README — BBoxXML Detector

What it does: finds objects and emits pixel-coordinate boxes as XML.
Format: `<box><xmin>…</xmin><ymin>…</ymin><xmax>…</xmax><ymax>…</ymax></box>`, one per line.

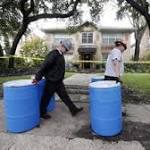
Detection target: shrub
<box><xmin>141</xmin><ymin>50</ymin><xmax>150</xmax><ymax>61</ymax></box>
<box><xmin>14</xmin><ymin>57</ymin><xmax>27</xmax><ymax>67</ymax></box>
<box><xmin>72</xmin><ymin>61</ymin><xmax>150</xmax><ymax>73</ymax></box>
<box><xmin>0</xmin><ymin>58</ymin><xmax>8</xmax><ymax>69</ymax></box>
<box><xmin>20</xmin><ymin>37</ymin><xmax>49</xmax><ymax>58</ymax></box>
<box><xmin>124</xmin><ymin>61</ymin><xmax>150</xmax><ymax>73</ymax></box>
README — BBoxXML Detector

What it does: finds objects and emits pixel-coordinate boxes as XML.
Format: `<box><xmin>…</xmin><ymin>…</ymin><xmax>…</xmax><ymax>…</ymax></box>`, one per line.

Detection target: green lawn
<box><xmin>122</xmin><ymin>73</ymin><xmax>150</xmax><ymax>95</ymax></box>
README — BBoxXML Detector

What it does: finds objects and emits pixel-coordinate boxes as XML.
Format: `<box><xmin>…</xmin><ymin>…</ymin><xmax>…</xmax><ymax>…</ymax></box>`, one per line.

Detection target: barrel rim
<box><xmin>3</xmin><ymin>79</ymin><xmax>34</xmax><ymax>88</ymax></box>
<box><xmin>89</xmin><ymin>81</ymin><xmax>120</xmax><ymax>88</ymax></box>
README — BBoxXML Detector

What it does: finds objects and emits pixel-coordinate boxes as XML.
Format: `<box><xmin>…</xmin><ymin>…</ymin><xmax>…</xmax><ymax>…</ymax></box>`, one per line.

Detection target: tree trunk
<box><xmin>0</xmin><ymin>44</ymin><xmax>4</xmax><ymax>56</ymax></box>
<box><xmin>8</xmin><ymin>23</ymin><xmax>28</xmax><ymax>68</ymax></box>
<box><xmin>4</xmin><ymin>34</ymin><xmax>11</xmax><ymax>55</ymax></box>
<box><xmin>148</xmin><ymin>21</ymin><xmax>150</xmax><ymax>36</ymax></box>
<box><xmin>133</xmin><ymin>29</ymin><xmax>145</xmax><ymax>61</ymax></box>
<box><xmin>7</xmin><ymin>0</ymin><xmax>80</xmax><ymax>68</ymax></box>
<box><xmin>134</xmin><ymin>37</ymin><xmax>141</xmax><ymax>61</ymax></box>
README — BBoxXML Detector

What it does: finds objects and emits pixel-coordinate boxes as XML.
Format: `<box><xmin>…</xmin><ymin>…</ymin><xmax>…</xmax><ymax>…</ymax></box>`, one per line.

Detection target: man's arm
<box><xmin>34</xmin><ymin>51</ymin><xmax>57</xmax><ymax>82</ymax></box>
<box><xmin>112</xmin><ymin>59</ymin><xmax>123</xmax><ymax>83</ymax></box>
<box><xmin>112</xmin><ymin>59</ymin><xmax>121</xmax><ymax>78</ymax></box>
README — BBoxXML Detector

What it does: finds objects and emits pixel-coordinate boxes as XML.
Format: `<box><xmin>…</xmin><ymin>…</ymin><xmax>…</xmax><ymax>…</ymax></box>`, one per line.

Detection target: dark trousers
<box><xmin>104</xmin><ymin>75</ymin><xmax>119</xmax><ymax>82</ymax></box>
<box><xmin>40</xmin><ymin>80</ymin><xmax>77</xmax><ymax>115</ymax></box>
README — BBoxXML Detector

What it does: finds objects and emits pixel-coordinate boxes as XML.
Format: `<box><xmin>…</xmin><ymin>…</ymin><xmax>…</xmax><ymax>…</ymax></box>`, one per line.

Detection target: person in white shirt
<box><xmin>104</xmin><ymin>40</ymin><xmax>127</xmax><ymax>83</ymax></box>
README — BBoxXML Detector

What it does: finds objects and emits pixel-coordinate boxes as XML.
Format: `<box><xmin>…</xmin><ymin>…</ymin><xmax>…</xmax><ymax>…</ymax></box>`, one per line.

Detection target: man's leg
<box><xmin>56</xmin><ymin>81</ymin><xmax>83</xmax><ymax>116</ymax></box>
<box><xmin>40</xmin><ymin>80</ymin><xmax>56</xmax><ymax>118</ymax></box>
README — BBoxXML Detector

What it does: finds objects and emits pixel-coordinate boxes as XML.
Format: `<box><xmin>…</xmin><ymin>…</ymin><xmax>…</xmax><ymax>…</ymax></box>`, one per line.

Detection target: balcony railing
<box><xmin>79</xmin><ymin>44</ymin><xmax>97</xmax><ymax>49</ymax></box>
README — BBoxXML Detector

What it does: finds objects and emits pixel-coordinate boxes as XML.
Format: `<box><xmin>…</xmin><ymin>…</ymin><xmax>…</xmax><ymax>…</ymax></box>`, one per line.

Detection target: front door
<box><xmin>82</xmin><ymin>54</ymin><xmax>92</xmax><ymax>69</ymax></box>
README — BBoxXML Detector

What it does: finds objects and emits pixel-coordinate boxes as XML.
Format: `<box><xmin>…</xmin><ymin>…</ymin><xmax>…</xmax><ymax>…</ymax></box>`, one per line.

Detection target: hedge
<box><xmin>72</xmin><ymin>61</ymin><xmax>150</xmax><ymax>73</ymax></box>
<box><xmin>124</xmin><ymin>61</ymin><xmax>150</xmax><ymax>73</ymax></box>
<box><xmin>0</xmin><ymin>57</ymin><xmax>150</xmax><ymax>74</ymax></box>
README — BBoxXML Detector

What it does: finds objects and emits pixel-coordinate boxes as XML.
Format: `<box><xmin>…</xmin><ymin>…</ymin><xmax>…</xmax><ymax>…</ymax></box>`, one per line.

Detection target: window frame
<box><xmin>81</xmin><ymin>32</ymin><xmax>93</xmax><ymax>44</ymax></box>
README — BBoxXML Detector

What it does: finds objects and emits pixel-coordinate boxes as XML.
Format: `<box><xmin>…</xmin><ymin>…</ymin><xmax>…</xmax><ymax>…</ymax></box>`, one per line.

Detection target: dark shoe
<box><xmin>122</xmin><ymin>112</ymin><xmax>126</xmax><ymax>116</ymax></box>
<box><xmin>71</xmin><ymin>107</ymin><xmax>83</xmax><ymax>116</ymax></box>
<box><xmin>40</xmin><ymin>113</ymin><xmax>51</xmax><ymax>119</ymax></box>
<box><xmin>36</xmin><ymin>124</ymin><xmax>40</xmax><ymax>128</ymax></box>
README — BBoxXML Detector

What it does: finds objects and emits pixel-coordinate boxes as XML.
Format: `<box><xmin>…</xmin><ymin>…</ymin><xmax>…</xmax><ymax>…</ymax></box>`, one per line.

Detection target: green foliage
<box><xmin>20</xmin><ymin>37</ymin><xmax>49</xmax><ymax>58</ymax></box>
<box><xmin>14</xmin><ymin>57</ymin><xmax>27</xmax><ymax>67</ymax></box>
<box><xmin>124</xmin><ymin>61</ymin><xmax>150</xmax><ymax>73</ymax></box>
<box><xmin>0</xmin><ymin>1</ymin><xmax>21</xmax><ymax>55</ymax></box>
<box><xmin>0</xmin><ymin>1</ymin><xmax>20</xmax><ymax>34</ymax></box>
<box><xmin>0</xmin><ymin>58</ymin><xmax>8</xmax><ymax>69</ymax></box>
<box><xmin>19</xmin><ymin>37</ymin><xmax>48</xmax><ymax>67</ymax></box>
<box><xmin>0</xmin><ymin>57</ymin><xmax>27</xmax><ymax>68</ymax></box>
<box><xmin>0</xmin><ymin>0</ymin><xmax>109</xmax><ymax>61</ymax></box>
<box><xmin>116</xmin><ymin>0</ymin><xmax>147</xmax><ymax>61</ymax></box>
<box><xmin>141</xmin><ymin>51</ymin><xmax>150</xmax><ymax>61</ymax></box>
<box><xmin>71</xmin><ymin>61</ymin><xmax>150</xmax><ymax>73</ymax></box>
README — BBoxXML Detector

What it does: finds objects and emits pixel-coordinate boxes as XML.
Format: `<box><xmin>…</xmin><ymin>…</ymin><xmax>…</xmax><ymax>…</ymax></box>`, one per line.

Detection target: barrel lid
<box><xmin>89</xmin><ymin>81</ymin><xmax>120</xmax><ymax>88</ymax></box>
<box><xmin>3</xmin><ymin>79</ymin><xmax>33</xmax><ymax>87</ymax></box>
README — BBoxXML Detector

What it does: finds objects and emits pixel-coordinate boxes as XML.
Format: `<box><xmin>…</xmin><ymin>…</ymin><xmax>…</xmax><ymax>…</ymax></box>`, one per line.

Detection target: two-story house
<box><xmin>42</xmin><ymin>22</ymin><xmax>134</xmax><ymax>69</ymax></box>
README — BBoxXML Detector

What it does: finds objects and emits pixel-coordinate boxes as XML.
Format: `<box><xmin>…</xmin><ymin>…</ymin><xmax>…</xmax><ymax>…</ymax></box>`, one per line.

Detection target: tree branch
<box><xmin>28</xmin><ymin>0</ymin><xmax>81</xmax><ymax>22</ymax></box>
<box><xmin>8</xmin><ymin>0</ymin><xmax>81</xmax><ymax>61</ymax></box>
<box><xmin>26</xmin><ymin>0</ymin><xmax>35</xmax><ymax>17</ymax></box>
<box><xmin>125</xmin><ymin>0</ymin><xmax>149</xmax><ymax>18</ymax></box>
<box><xmin>10</xmin><ymin>23</ymin><xmax>28</xmax><ymax>55</ymax></box>
<box><xmin>20</xmin><ymin>0</ymin><xmax>28</xmax><ymax>17</ymax></box>
<box><xmin>125</xmin><ymin>0</ymin><xmax>150</xmax><ymax>32</ymax></box>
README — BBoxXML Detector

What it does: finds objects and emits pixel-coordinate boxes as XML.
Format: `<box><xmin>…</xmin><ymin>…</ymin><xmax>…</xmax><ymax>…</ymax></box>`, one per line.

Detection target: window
<box><xmin>82</xmin><ymin>32</ymin><xmax>93</xmax><ymax>44</ymax></box>
<box><xmin>102</xmin><ymin>33</ymin><xmax>123</xmax><ymax>45</ymax></box>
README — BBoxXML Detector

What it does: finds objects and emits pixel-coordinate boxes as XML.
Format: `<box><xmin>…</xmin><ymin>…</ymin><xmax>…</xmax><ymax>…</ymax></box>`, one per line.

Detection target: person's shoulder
<box><xmin>112</xmin><ymin>48</ymin><xmax>120</xmax><ymax>52</ymax></box>
<box><xmin>49</xmin><ymin>49</ymin><xmax>58</xmax><ymax>53</ymax></box>
<box><xmin>111</xmin><ymin>48</ymin><xmax>121</xmax><ymax>54</ymax></box>
<box><xmin>44</xmin><ymin>50</ymin><xmax>58</xmax><ymax>59</ymax></box>
<box><xmin>48</xmin><ymin>49</ymin><xmax>59</xmax><ymax>55</ymax></box>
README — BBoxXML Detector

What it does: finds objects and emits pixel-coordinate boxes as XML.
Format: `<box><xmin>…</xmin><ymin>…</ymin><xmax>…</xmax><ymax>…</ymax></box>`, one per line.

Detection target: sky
<box><xmin>29</xmin><ymin>1</ymin><xmax>133</xmax><ymax>38</ymax></box>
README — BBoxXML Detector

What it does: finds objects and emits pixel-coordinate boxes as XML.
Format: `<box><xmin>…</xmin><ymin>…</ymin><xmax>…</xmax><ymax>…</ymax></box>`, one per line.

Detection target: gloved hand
<box><xmin>32</xmin><ymin>78</ymin><xmax>38</xmax><ymax>84</ymax></box>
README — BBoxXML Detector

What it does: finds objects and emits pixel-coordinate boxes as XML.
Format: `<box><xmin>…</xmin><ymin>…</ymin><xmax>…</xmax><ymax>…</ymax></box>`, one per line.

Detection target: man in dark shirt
<box><xmin>32</xmin><ymin>40</ymin><xmax>83</xmax><ymax>119</ymax></box>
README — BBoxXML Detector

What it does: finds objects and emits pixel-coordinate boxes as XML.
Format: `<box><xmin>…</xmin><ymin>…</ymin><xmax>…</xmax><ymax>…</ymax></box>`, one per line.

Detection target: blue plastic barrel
<box><xmin>38</xmin><ymin>79</ymin><xmax>56</xmax><ymax>112</ymax></box>
<box><xmin>3</xmin><ymin>80</ymin><xmax>40</xmax><ymax>133</ymax></box>
<box><xmin>91</xmin><ymin>76</ymin><xmax>104</xmax><ymax>82</ymax></box>
<box><xmin>89</xmin><ymin>81</ymin><xmax>122</xmax><ymax>136</ymax></box>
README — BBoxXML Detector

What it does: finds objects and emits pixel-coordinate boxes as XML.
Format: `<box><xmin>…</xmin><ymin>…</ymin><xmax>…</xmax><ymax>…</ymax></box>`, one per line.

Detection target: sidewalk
<box><xmin>0</xmin><ymin>73</ymin><xmax>149</xmax><ymax>150</ymax></box>
<box><xmin>64</xmin><ymin>73</ymin><xmax>100</xmax><ymax>87</ymax></box>
<box><xmin>0</xmin><ymin>101</ymin><xmax>147</xmax><ymax>150</ymax></box>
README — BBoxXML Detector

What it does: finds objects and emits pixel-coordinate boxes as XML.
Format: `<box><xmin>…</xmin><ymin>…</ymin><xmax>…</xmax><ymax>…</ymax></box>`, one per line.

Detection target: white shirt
<box><xmin>104</xmin><ymin>48</ymin><xmax>124</xmax><ymax>77</ymax></box>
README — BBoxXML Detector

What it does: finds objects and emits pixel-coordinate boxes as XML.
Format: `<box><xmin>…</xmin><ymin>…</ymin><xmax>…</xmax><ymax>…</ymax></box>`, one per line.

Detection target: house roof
<box><xmin>99</xmin><ymin>27</ymin><xmax>135</xmax><ymax>33</ymax></box>
<box><xmin>42</xmin><ymin>21</ymin><xmax>135</xmax><ymax>34</ymax></box>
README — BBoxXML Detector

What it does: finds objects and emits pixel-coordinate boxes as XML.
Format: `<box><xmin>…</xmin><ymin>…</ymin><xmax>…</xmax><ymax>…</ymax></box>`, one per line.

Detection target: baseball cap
<box><xmin>60</xmin><ymin>40</ymin><xmax>72</xmax><ymax>51</ymax></box>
